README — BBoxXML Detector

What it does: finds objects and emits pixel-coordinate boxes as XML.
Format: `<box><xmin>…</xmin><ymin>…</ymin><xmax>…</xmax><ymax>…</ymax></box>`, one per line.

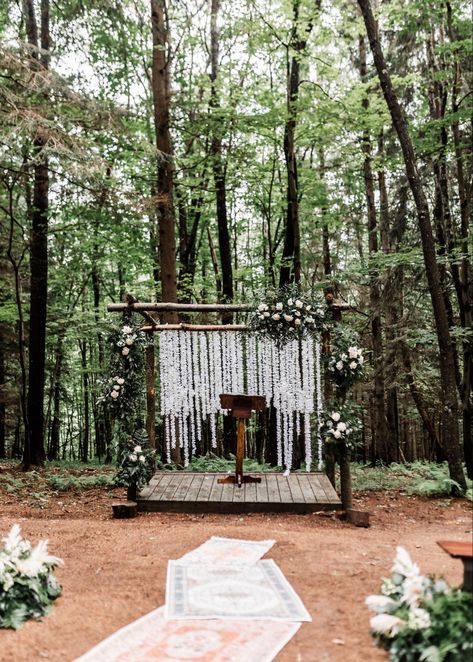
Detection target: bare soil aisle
<box><xmin>0</xmin><ymin>492</ymin><xmax>471</xmax><ymax>662</ymax></box>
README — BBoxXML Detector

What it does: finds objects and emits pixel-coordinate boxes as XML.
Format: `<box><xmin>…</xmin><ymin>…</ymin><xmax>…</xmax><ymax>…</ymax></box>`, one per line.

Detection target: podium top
<box><xmin>219</xmin><ymin>394</ymin><xmax>267</xmax><ymax>418</ymax></box>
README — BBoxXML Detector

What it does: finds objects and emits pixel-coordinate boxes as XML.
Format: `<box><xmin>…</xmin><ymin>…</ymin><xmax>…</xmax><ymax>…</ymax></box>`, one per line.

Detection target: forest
<box><xmin>0</xmin><ymin>0</ymin><xmax>471</xmax><ymax>491</ymax></box>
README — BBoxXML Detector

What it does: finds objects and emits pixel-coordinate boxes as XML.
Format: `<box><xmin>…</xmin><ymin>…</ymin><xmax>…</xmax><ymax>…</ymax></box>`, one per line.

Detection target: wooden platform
<box><xmin>137</xmin><ymin>472</ymin><xmax>341</xmax><ymax>514</ymax></box>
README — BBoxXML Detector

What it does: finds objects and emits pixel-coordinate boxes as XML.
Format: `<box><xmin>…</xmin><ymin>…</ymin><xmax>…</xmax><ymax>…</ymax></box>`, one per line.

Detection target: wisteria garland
<box><xmin>159</xmin><ymin>331</ymin><xmax>324</xmax><ymax>469</ymax></box>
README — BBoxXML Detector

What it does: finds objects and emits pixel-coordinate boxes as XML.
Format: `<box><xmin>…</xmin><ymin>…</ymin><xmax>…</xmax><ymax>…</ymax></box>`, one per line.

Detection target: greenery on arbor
<box><xmin>0</xmin><ymin>0</ymin><xmax>471</xmax><ymax>491</ymax></box>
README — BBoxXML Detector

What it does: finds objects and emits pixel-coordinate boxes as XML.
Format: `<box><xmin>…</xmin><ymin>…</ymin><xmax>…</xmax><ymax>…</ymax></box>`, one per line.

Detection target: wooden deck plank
<box><xmin>232</xmin><ymin>482</ymin><xmax>245</xmax><ymax>502</ymax></box>
<box><xmin>149</xmin><ymin>474</ymin><xmax>174</xmax><ymax>501</ymax></box>
<box><xmin>307</xmin><ymin>473</ymin><xmax>328</xmax><ymax>502</ymax></box>
<box><xmin>209</xmin><ymin>475</ymin><xmax>224</xmax><ymax>502</ymax></box>
<box><xmin>139</xmin><ymin>474</ymin><xmax>164</xmax><ymax>499</ymax></box>
<box><xmin>159</xmin><ymin>473</ymin><xmax>184</xmax><ymax>501</ymax></box>
<box><xmin>287</xmin><ymin>474</ymin><xmax>305</xmax><ymax>503</ymax></box>
<box><xmin>244</xmin><ymin>480</ymin><xmax>258</xmax><ymax>503</ymax></box>
<box><xmin>317</xmin><ymin>473</ymin><xmax>340</xmax><ymax>502</ymax></box>
<box><xmin>265</xmin><ymin>474</ymin><xmax>281</xmax><ymax>503</ymax></box>
<box><xmin>172</xmin><ymin>473</ymin><xmax>195</xmax><ymax>501</ymax></box>
<box><xmin>256</xmin><ymin>474</ymin><xmax>269</xmax><ymax>502</ymax></box>
<box><xmin>277</xmin><ymin>475</ymin><xmax>294</xmax><ymax>503</ymax></box>
<box><xmin>184</xmin><ymin>474</ymin><xmax>204</xmax><ymax>501</ymax></box>
<box><xmin>197</xmin><ymin>474</ymin><xmax>215</xmax><ymax>501</ymax></box>
<box><xmin>220</xmin><ymin>478</ymin><xmax>234</xmax><ymax>503</ymax></box>
<box><xmin>296</xmin><ymin>474</ymin><xmax>316</xmax><ymax>504</ymax></box>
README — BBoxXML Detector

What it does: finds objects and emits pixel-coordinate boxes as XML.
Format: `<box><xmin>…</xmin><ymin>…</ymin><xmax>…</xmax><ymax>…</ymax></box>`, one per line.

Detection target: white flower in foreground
<box><xmin>139</xmin><ymin>455</ymin><xmax>146</xmax><ymax>463</ymax></box>
<box><xmin>402</xmin><ymin>574</ymin><xmax>426</xmax><ymax>608</ymax></box>
<box><xmin>294</xmin><ymin>318</ymin><xmax>301</xmax><ymax>326</ymax></box>
<box><xmin>370</xmin><ymin>613</ymin><xmax>405</xmax><ymax>636</ymax></box>
<box><xmin>258</xmin><ymin>303</ymin><xmax>268</xmax><ymax>312</ymax></box>
<box><xmin>113</xmin><ymin>385</ymin><xmax>120</xmax><ymax>391</ymax></box>
<box><xmin>272</xmin><ymin>313</ymin><xmax>281</xmax><ymax>321</ymax></box>
<box><xmin>287</xmin><ymin>298</ymin><xmax>293</xmax><ymax>305</ymax></box>
<box><xmin>365</xmin><ymin>595</ymin><xmax>397</xmax><ymax>612</ymax></box>
<box><xmin>283</xmin><ymin>314</ymin><xmax>293</xmax><ymax>322</ymax></box>
<box><xmin>263</xmin><ymin>311</ymin><xmax>270</xmax><ymax>318</ymax></box>
<box><xmin>111</xmin><ymin>391</ymin><xmax>119</xmax><ymax>399</ymax></box>
<box><xmin>129</xmin><ymin>454</ymin><xmax>137</xmax><ymax>462</ymax></box>
<box><xmin>348</xmin><ymin>346</ymin><xmax>358</xmax><ymax>359</ymax></box>
<box><xmin>335</xmin><ymin>360</ymin><xmax>344</xmax><ymax>371</ymax></box>
<box><xmin>116</xmin><ymin>378</ymin><xmax>125</xmax><ymax>385</ymax></box>
<box><xmin>331</xmin><ymin>412</ymin><xmax>341</xmax><ymax>422</ymax></box>
<box><xmin>134</xmin><ymin>446</ymin><xmax>142</xmax><ymax>453</ymax></box>
<box><xmin>15</xmin><ymin>539</ymin><xmax>63</xmax><ymax>577</ymax></box>
<box><xmin>276</xmin><ymin>302</ymin><xmax>283</xmax><ymax>311</ymax></box>
<box><xmin>3</xmin><ymin>524</ymin><xmax>22</xmax><ymax>552</ymax></box>
<box><xmin>295</xmin><ymin>299</ymin><xmax>303</xmax><ymax>308</ymax></box>
<box><xmin>122</xmin><ymin>347</ymin><xmax>130</xmax><ymax>356</ymax></box>
<box><xmin>392</xmin><ymin>546</ymin><xmax>420</xmax><ymax>579</ymax></box>
<box><xmin>306</xmin><ymin>316</ymin><xmax>314</xmax><ymax>324</ymax></box>
<box><xmin>349</xmin><ymin>361</ymin><xmax>358</xmax><ymax>370</ymax></box>
<box><xmin>333</xmin><ymin>430</ymin><xmax>342</xmax><ymax>439</ymax></box>
<box><xmin>408</xmin><ymin>607</ymin><xmax>431</xmax><ymax>630</ymax></box>
<box><xmin>122</xmin><ymin>325</ymin><xmax>132</xmax><ymax>335</ymax></box>
<box><xmin>125</xmin><ymin>336</ymin><xmax>135</xmax><ymax>346</ymax></box>
<box><xmin>337</xmin><ymin>422</ymin><xmax>347</xmax><ymax>432</ymax></box>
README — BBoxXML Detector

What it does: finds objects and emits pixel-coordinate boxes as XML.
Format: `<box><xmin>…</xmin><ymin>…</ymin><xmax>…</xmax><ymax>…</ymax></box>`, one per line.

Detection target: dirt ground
<box><xmin>0</xmin><ymin>471</ymin><xmax>471</xmax><ymax>662</ymax></box>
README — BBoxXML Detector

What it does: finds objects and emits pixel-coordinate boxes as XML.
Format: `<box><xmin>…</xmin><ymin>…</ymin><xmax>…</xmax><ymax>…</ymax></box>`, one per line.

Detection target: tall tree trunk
<box><xmin>209</xmin><ymin>0</ymin><xmax>233</xmax><ymax>323</ymax></box>
<box><xmin>79</xmin><ymin>339</ymin><xmax>89</xmax><ymax>463</ymax></box>
<box><xmin>23</xmin><ymin>0</ymin><xmax>50</xmax><ymax>469</ymax></box>
<box><xmin>150</xmin><ymin>0</ymin><xmax>178</xmax><ymax>322</ymax></box>
<box><xmin>358</xmin><ymin>0</ymin><xmax>466</xmax><ymax>491</ymax></box>
<box><xmin>48</xmin><ymin>339</ymin><xmax>63</xmax><ymax>461</ymax></box>
<box><xmin>359</xmin><ymin>35</ymin><xmax>390</xmax><ymax>462</ymax></box>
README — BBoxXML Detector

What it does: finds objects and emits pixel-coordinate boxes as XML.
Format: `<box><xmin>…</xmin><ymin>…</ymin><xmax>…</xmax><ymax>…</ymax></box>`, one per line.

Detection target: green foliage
<box><xmin>186</xmin><ymin>453</ymin><xmax>274</xmax><ymax>474</ymax></box>
<box><xmin>47</xmin><ymin>473</ymin><xmax>113</xmax><ymax>491</ymax></box>
<box><xmin>349</xmin><ymin>462</ymin><xmax>473</xmax><ymax>499</ymax></box>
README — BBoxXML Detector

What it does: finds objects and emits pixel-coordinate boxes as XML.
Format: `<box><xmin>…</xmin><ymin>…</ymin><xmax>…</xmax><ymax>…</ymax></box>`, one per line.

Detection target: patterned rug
<box><xmin>75</xmin><ymin>606</ymin><xmax>300</xmax><ymax>662</ymax></box>
<box><xmin>165</xmin><ymin>559</ymin><xmax>311</xmax><ymax>622</ymax></box>
<box><xmin>178</xmin><ymin>536</ymin><xmax>275</xmax><ymax>565</ymax></box>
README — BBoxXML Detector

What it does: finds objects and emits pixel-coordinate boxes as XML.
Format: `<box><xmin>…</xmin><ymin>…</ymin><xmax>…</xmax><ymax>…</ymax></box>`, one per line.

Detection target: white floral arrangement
<box><xmin>250</xmin><ymin>286</ymin><xmax>327</xmax><ymax>344</ymax></box>
<box><xmin>0</xmin><ymin>525</ymin><xmax>63</xmax><ymax>629</ymax></box>
<box><xmin>114</xmin><ymin>439</ymin><xmax>156</xmax><ymax>490</ymax></box>
<box><xmin>366</xmin><ymin>546</ymin><xmax>473</xmax><ymax>661</ymax></box>
<box><xmin>116</xmin><ymin>324</ymin><xmax>138</xmax><ymax>357</ymax></box>
<box><xmin>326</xmin><ymin>324</ymin><xmax>365</xmax><ymax>391</ymax></box>
<box><xmin>319</xmin><ymin>401</ymin><xmax>362</xmax><ymax>451</ymax></box>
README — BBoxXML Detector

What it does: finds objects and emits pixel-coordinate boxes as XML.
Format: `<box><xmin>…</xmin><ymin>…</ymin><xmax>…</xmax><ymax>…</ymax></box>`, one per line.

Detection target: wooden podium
<box><xmin>218</xmin><ymin>394</ymin><xmax>266</xmax><ymax>488</ymax></box>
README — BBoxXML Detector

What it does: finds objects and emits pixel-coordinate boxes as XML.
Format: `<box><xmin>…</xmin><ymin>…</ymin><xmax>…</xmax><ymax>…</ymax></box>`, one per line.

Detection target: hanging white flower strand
<box><xmin>158</xmin><ymin>329</ymin><xmax>322</xmax><ymax>471</ymax></box>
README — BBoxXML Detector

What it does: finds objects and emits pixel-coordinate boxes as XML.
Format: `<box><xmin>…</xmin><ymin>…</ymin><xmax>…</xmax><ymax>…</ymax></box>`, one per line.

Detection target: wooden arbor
<box><xmin>106</xmin><ymin>296</ymin><xmax>352</xmax><ymax>507</ymax></box>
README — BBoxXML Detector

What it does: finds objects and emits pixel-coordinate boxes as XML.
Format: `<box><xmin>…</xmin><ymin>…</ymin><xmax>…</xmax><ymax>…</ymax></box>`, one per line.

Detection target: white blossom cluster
<box><xmin>328</xmin><ymin>344</ymin><xmax>364</xmax><ymax>384</ymax></box>
<box><xmin>116</xmin><ymin>325</ymin><xmax>137</xmax><ymax>357</ymax></box>
<box><xmin>366</xmin><ymin>546</ymin><xmax>449</xmax><ymax>638</ymax></box>
<box><xmin>108</xmin><ymin>375</ymin><xmax>125</xmax><ymax>400</ymax></box>
<box><xmin>0</xmin><ymin>524</ymin><xmax>63</xmax><ymax>592</ymax></box>
<box><xmin>257</xmin><ymin>297</ymin><xmax>321</xmax><ymax>329</ymax></box>
<box><xmin>319</xmin><ymin>409</ymin><xmax>359</xmax><ymax>446</ymax></box>
<box><xmin>159</xmin><ymin>331</ymin><xmax>324</xmax><ymax>470</ymax></box>
<box><xmin>127</xmin><ymin>444</ymin><xmax>147</xmax><ymax>464</ymax></box>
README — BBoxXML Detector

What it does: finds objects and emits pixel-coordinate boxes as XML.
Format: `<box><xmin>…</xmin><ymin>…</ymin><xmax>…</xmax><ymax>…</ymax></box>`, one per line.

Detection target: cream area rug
<box><xmin>178</xmin><ymin>536</ymin><xmax>275</xmax><ymax>565</ymax></box>
<box><xmin>165</xmin><ymin>559</ymin><xmax>311</xmax><ymax>622</ymax></box>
